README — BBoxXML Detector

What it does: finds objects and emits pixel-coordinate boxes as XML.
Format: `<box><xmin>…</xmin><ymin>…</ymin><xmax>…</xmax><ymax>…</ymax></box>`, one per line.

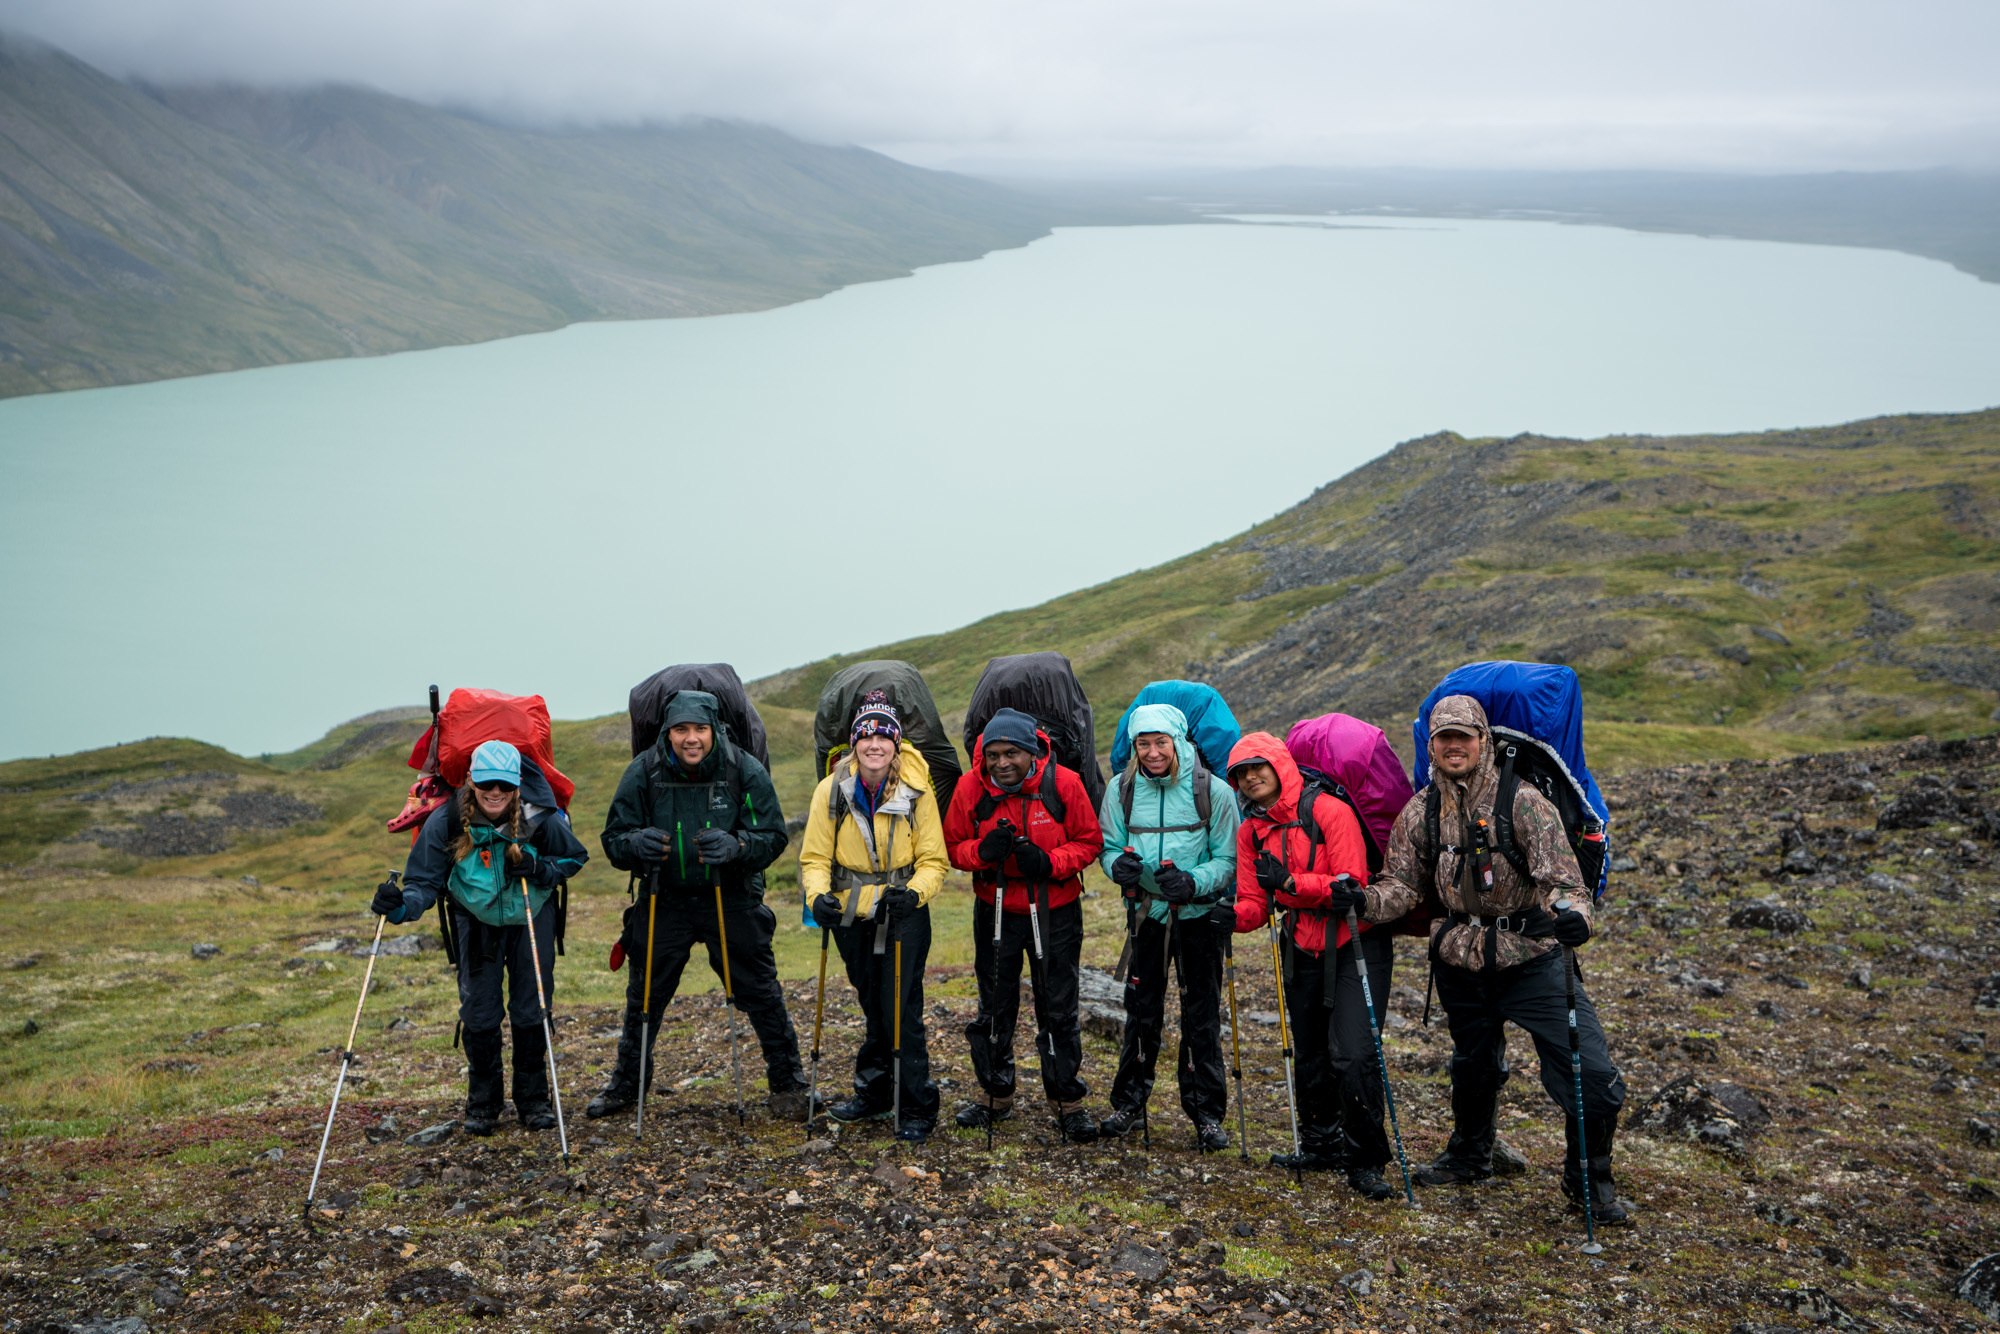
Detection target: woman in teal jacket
<box><xmin>1096</xmin><ymin>702</ymin><xmax>1240</xmax><ymax>1149</ymax></box>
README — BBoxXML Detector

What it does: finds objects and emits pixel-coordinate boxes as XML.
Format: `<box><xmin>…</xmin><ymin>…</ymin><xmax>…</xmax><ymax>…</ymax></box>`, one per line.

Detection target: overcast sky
<box><xmin>5</xmin><ymin>0</ymin><xmax>1997</xmax><ymax>172</ymax></box>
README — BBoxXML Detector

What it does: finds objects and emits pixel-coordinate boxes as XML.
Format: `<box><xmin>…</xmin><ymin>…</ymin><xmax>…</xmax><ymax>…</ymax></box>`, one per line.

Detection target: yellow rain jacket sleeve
<box><xmin>798</xmin><ymin>743</ymin><xmax>950</xmax><ymax>920</ymax></box>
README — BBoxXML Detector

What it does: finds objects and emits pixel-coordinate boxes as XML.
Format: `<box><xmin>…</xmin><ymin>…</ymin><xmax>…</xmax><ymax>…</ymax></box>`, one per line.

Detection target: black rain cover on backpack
<box><xmin>962</xmin><ymin>651</ymin><xmax>1107</xmax><ymax>811</ymax></box>
<box><xmin>813</xmin><ymin>660</ymin><xmax>965</xmax><ymax>812</ymax></box>
<box><xmin>628</xmin><ymin>663</ymin><xmax>771</xmax><ymax>768</ymax></box>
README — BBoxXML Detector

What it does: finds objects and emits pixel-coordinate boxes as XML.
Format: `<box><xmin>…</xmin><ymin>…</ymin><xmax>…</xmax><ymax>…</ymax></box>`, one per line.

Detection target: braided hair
<box><xmin>451</xmin><ymin>783</ymin><xmax>526</xmax><ymax>865</ymax></box>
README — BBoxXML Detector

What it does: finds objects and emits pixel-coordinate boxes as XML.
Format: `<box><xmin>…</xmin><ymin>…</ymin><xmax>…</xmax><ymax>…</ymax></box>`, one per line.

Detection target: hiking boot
<box><xmin>827</xmin><ymin>1096</ymin><xmax>893</xmax><ymax>1124</ymax></box>
<box><xmin>1059</xmin><ymin>1110</ymin><xmax>1099</xmax><ymax>1144</ymax></box>
<box><xmin>1563</xmin><ymin>1113</ymin><xmax>1635</xmax><ymax>1225</ymax></box>
<box><xmin>1097</xmin><ymin>1106</ymin><xmax>1146</xmax><ymax>1139</ymax></box>
<box><xmin>1269</xmin><ymin>1148</ymin><xmax>1343</xmax><ymax>1173</ymax></box>
<box><xmin>955</xmin><ymin>1102</ymin><xmax>1012</xmax><ymax>1130</ymax></box>
<box><xmin>462</xmin><ymin>1028</ymin><xmax>504</xmax><ymax>1137</ymax></box>
<box><xmin>512</xmin><ymin>1024</ymin><xmax>555</xmax><ymax>1130</ymax></box>
<box><xmin>1347</xmin><ymin>1166</ymin><xmax>1396</xmax><ymax>1201</ymax></box>
<box><xmin>895</xmin><ymin>1119</ymin><xmax>934</xmax><ymax>1143</ymax></box>
<box><xmin>585</xmin><ymin>1011</ymin><xmax>650</xmax><ymax>1118</ymax></box>
<box><xmin>1413</xmin><ymin>1157</ymin><xmax>1492</xmax><ymax>1187</ymax></box>
<box><xmin>767</xmin><ymin>1086</ymin><xmax>825</xmax><ymax>1123</ymax></box>
<box><xmin>1194</xmin><ymin>1121</ymin><xmax>1230</xmax><ymax>1154</ymax></box>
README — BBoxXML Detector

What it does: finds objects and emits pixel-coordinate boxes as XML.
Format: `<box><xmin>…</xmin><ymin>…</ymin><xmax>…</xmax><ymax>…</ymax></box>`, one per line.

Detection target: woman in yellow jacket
<box><xmin>800</xmin><ymin>691</ymin><xmax>950</xmax><ymax>1141</ymax></box>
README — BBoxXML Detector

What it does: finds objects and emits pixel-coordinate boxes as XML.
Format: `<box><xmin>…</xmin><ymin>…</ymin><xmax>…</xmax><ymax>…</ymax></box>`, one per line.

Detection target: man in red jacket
<box><xmin>1228</xmin><ymin>732</ymin><xmax>1398</xmax><ymax>1200</ymax></box>
<box><xmin>945</xmin><ymin>707</ymin><xmax>1105</xmax><ymax>1143</ymax></box>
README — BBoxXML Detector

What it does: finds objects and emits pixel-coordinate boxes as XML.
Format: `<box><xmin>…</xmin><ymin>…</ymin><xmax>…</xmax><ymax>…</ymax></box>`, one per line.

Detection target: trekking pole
<box><xmin>636</xmin><ymin>871</ymin><xmax>660</xmax><ymax>1140</ymax></box>
<box><xmin>1266</xmin><ymin>912</ymin><xmax>1303</xmax><ymax>1182</ymax></box>
<box><xmin>711</xmin><ymin>854</ymin><xmax>745</xmax><ymax>1124</ymax></box>
<box><xmin>304</xmin><ymin>902</ymin><xmax>388</xmax><ymax>1222</ymax></box>
<box><xmin>806</xmin><ymin>923</ymin><xmax>829</xmax><ymax>1140</ymax></box>
<box><xmin>518</xmin><ymin>875</ymin><xmax>570</xmax><ymax>1165</ymax></box>
<box><xmin>892</xmin><ymin>932</ymin><xmax>905</xmax><ymax>1138</ymax></box>
<box><xmin>1343</xmin><ymin>889</ymin><xmax>1415</xmax><ymax>1206</ymax></box>
<box><xmin>1563</xmin><ymin>921</ymin><xmax>1602</xmax><ymax>1254</ymax></box>
<box><xmin>1222</xmin><ymin>928</ymin><xmax>1249</xmax><ymax>1162</ymax></box>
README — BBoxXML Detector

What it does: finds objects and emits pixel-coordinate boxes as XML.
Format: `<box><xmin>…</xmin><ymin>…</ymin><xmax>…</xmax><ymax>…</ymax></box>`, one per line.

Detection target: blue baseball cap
<box><xmin>469</xmin><ymin>739</ymin><xmax>522</xmax><ymax>788</ymax></box>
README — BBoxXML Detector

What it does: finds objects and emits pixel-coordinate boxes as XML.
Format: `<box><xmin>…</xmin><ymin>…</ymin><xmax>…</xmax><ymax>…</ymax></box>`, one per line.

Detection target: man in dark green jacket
<box><xmin>589</xmin><ymin>691</ymin><xmax>814</xmax><ymax>1120</ymax></box>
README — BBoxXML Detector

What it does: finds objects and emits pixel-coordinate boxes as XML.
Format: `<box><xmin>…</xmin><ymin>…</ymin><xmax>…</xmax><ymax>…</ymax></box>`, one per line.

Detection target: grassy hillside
<box><xmin>0</xmin><ymin>35</ymin><xmax>1108</xmax><ymax>397</ymax></box>
<box><xmin>2</xmin><ymin>407</ymin><xmax>1995</xmax><ymax>888</ymax></box>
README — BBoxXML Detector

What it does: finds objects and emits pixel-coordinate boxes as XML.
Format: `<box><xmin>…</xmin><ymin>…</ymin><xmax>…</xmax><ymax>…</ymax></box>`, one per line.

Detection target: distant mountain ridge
<box><xmin>0</xmin><ymin>35</ymin><xmax>1089</xmax><ymax>396</ymax></box>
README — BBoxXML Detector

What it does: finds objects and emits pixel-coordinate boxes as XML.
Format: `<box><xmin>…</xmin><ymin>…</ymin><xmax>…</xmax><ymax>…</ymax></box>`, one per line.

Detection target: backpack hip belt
<box><xmin>830</xmin><ymin>864</ymin><xmax>915</xmax><ymax>892</ymax></box>
<box><xmin>1445</xmin><ymin>909</ymin><xmax>1533</xmax><ymax>972</ymax></box>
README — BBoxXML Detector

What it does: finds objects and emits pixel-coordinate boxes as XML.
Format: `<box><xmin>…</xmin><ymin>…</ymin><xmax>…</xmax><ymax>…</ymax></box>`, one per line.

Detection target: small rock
<box><xmin>465</xmin><ymin>1291</ymin><xmax>506</xmax><ymax>1319</ymax></box>
<box><xmin>256</xmin><ymin>1146</ymin><xmax>284</xmax><ymax>1162</ymax></box>
<box><xmin>7</xmin><ymin>955</ymin><xmax>39</xmax><ymax>969</ymax></box>
<box><xmin>1491</xmin><ymin>1141</ymin><xmax>1529</xmax><ymax>1177</ymax></box>
<box><xmin>1958</xmin><ymin>1033</ymin><xmax>1987</xmax><ymax>1054</ymax></box>
<box><xmin>783</xmin><ymin>1189</ymin><xmax>806</xmax><ymax>1208</ymax></box>
<box><xmin>1339</xmin><ymin>1269</ymin><xmax>1374</xmax><ymax>1297</ymax></box>
<box><xmin>386</xmin><ymin>1016</ymin><xmax>416</xmax><ymax>1031</ymax></box>
<box><xmin>1111</xmin><ymin>1242</ymin><xmax>1169</xmax><ymax>1282</ymax></box>
<box><xmin>152</xmin><ymin>1284</ymin><xmax>184</xmax><ymax>1309</ymax></box>
<box><xmin>1755</xmin><ymin>1000</ymin><xmax>1786</xmax><ymax>1020</ymax></box>
<box><xmin>1716</xmin><ymin>644</ymin><xmax>1752</xmax><ymax>666</ymax></box>
<box><xmin>1610</xmin><ymin>855</ymin><xmax>1640</xmax><ymax>874</ymax></box>
<box><xmin>1773</xmin><ymin>1285</ymin><xmax>1854</xmax><ymax>1325</ymax></box>
<box><xmin>1780</xmin><ymin>847</ymin><xmax>1817</xmax><ymax>875</ymax></box>
<box><xmin>190</xmin><ymin>943</ymin><xmax>222</xmax><ymax>960</ymax></box>
<box><xmin>240</xmin><ymin>874</ymin><xmax>261</xmax><ymax>887</ymax></box>
<box><xmin>1232</xmin><ymin>1221</ymin><xmax>1257</xmax><ymax>1238</ymax></box>
<box><xmin>365</xmin><ymin>1115</ymin><xmax>402</xmax><ymax>1144</ymax></box>
<box><xmin>1861</xmin><ymin>872</ymin><xmax>1907</xmax><ymax>895</ymax></box>
<box><xmin>1753</xmin><ymin>1199</ymin><xmax>1803</xmax><ymax>1227</ymax></box>
<box><xmin>404</xmin><ymin>1121</ymin><xmax>457</xmax><ymax>1147</ymax></box>
<box><xmin>1726</xmin><ymin>900</ymin><xmax>1811</xmax><ymax>935</ymax></box>
<box><xmin>672</xmin><ymin>1249</ymin><xmax>720</xmax><ymax>1274</ymax></box>
<box><xmin>22</xmin><ymin>1018</ymin><xmax>39</xmax><ymax>1036</ymax></box>
<box><xmin>1847</xmin><ymin>965</ymin><xmax>1874</xmax><ymax>991</ymax></box>
<box><xmin>870</xmin><ymin>1161</ymin><xmax>912</xmax><ymax>1193</ymax></box>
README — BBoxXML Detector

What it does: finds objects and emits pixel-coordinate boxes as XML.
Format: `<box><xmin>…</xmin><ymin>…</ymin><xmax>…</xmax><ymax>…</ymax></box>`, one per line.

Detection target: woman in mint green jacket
<box><xmin>1096</xmin><ymin>703</ymin><xmax>1240</xmax><ymax>1149</ymax></box>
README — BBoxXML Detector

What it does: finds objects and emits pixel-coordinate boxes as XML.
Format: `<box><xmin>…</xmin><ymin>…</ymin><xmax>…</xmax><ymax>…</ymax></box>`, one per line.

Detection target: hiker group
<box><xmin>348</xmin><ymin>654</ymin><xmax>1631</xmax><ymax>1229</ymax></box>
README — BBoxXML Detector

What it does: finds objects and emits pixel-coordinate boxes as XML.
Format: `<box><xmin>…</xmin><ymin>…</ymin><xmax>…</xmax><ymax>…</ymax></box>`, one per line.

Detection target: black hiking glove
<box><xmin>1253</xmin><ymin>850</ymin><xmax>1292</xmax><ymax>895</ymax></box>
<box><xmin>370</xmin><ymin>876</ymin><xmax>406</xmax><ymax>918</ymax></box>
<box><xmin>625</xmin><ymin>827</ymin><xmax>669</xmax><ymax>862</ymax></box>
<box><xmin>1323</xmin><ymin>875</ymin><xmax>1369</xmax><ymax>917</ymax></box>
<box><xmin>1546</xmin><ymin>898</ymin><xmax>1592</xmax><ymax>947</ymax></box>
<box><xmin>811</xmin><ymin>892</ymin><xmax>843</xmax><ymax>929</ymax></box>
<box><xmin>1155</xmin><ymin>863</ymin><xmax>1197</xmax><ymax>906</ymax></box>
<box><xmin>977</xmin><ymin>824</ymin><xmax>1017</xmax><ymax>867</ymax></box>
<box><xmin>1109</xmin><ymin>849</ymin><xmax>1145</xmax><ymax>892</ymax></box>
<box><xmin>1207</xmin><ymin>899</ymin><xmax>1237</xmax><ymax>930</ymax></box>
<box><xmin>879</xmin><ymin>886</ymin><xmax>920</xmax><ymax>921</ymax></box>
<box><xmin>511</xmin><ymin>847</ymin><xmax>563</xmax><ymax>890</ymax></box>
<box><xmin>1011</xmin><ymin>839</ymin><xmax>1053</xmax><ymax>881</ymax></box>
<box><xmin>693</xmin><ymin>828</ymin><xmax>742</xmax><ymax>866</ymax></box>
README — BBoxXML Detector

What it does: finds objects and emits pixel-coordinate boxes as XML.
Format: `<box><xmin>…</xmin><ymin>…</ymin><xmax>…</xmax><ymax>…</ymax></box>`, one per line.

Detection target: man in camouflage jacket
<box><xmin>1327</xmin><ymin>694</ymin><xmax>1631</xmax><ymax>1223</ymax></box>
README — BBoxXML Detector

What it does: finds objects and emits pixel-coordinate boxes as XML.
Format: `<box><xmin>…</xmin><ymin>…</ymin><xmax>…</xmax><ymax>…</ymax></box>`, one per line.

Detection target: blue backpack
<box><xmin>1108</xmin><ymin>680</ymin><xmax>1242</xmax><ymax>775</ymax></box>
<box><xmin>1413</xmin><ymin>661</ymin><xmax>1611</xmax><ymax>902</ymax></box>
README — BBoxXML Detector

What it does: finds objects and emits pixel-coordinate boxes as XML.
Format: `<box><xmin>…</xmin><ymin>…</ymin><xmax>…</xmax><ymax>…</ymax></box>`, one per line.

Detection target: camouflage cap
<box><xmin>1428</xmin><ymin>693</ymin><xmax>1489</xmax><ymax>738</ymax></box>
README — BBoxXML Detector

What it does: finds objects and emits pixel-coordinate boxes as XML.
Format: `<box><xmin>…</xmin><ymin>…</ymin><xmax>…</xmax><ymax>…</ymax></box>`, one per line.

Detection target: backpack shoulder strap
<box><xmin>1420</xmin><ymin>785</ymin><xmax>1442</xmax><ymax>898</ymax></box>
<box><xmin>1491</xmin><ymin>743</ymin><xmax>1533</xmax><ymax>885</ymax></box>
<box><xmin>1039</xmin><ymin>756</ymin><xmax>1066</xmax><ymax>823</ymax></box>
<box><xmin>1192</xmin><ymin>762</ymin><xmax>1211</xmax><ymax>827</ymax></box>
<box><xmin>1118</xmin><ymin>765</ymin><xmax>1136</xmax><ymax>824</ymax></box>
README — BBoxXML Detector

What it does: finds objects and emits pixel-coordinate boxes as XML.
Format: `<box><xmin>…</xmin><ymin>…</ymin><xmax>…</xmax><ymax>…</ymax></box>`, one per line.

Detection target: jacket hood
<box><xmin>1427</xmin><ymin>693</ymin><xmax>1496</xmax><ymax>825</ymax></box>
<box><xmin>1126</xmin><ymin>703</ymin><xmax>1196</xmax><ymax>791</ymax></box>
<box><xmin>516</xmin><ymin>756</ymin><xmax>561</xmax><ymax>812</ymax></box>
<box><xmin>1225</xmin><ymin>731</ymin><xmax>1301</xmax><ymax>822</ymax></box>
<box><xmin>662</xmin><ymin>690</ymin><xmax>723</xmax><ymax>731</ymax></box>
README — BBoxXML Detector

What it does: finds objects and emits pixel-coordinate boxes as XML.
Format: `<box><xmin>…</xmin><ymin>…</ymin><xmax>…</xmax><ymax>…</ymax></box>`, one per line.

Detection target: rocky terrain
<box><xmin>5</xmin><ymin>731</ymin><xmax>2000</xmax><ymax>1331</ymax></box>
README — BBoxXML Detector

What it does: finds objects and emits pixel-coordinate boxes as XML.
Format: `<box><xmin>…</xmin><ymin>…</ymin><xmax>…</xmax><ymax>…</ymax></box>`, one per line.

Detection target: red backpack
<box><xmin>388</xmin><ymin>686</ymin><xmax>575</xmax><ymax>834</ymax></box>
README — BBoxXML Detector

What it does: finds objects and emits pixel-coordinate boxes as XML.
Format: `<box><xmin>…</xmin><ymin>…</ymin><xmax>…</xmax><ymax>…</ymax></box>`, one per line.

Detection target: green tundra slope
<box><xmin>0</xmin><ymin>35</ymin><xmax>1089</xmax><ymax>396</ymax></box>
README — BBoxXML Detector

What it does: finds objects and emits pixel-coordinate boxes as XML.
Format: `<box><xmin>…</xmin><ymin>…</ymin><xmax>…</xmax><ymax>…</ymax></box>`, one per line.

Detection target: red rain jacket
<box><xmin>1229</xmin><ymin>731</ymin><xmax>1370</xmax><ymax>955</ymax></box>
<box><xmin>944</xmin><ymin>731</ymin><xmax>1104</xmax><ymax>913</ymax></box>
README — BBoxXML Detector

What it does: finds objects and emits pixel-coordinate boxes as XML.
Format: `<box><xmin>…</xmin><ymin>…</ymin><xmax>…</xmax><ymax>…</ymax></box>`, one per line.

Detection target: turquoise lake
<box><xmin>3</xmin><ymin>216</ymin><xmax>1998</xmax><ymax>759</ymax></box>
